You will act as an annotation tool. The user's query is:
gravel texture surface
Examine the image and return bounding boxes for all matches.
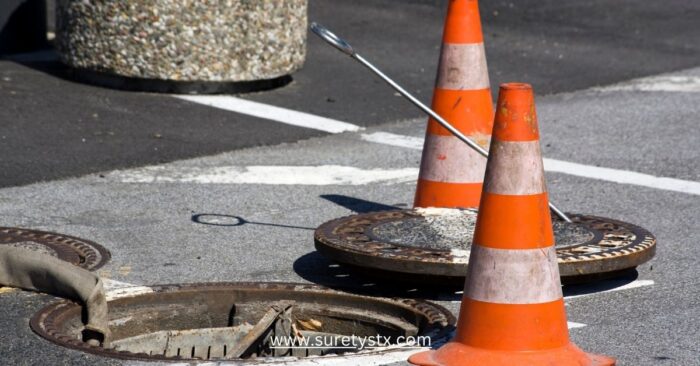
[55,0,307,81]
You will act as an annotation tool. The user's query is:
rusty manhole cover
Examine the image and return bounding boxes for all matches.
[0,227,110,271]
[314,209,656,284]
[31,282,454,363]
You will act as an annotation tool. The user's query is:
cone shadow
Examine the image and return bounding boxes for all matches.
[563,269,639,297]
[320,194,403,213]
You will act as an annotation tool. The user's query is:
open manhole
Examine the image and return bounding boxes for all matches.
[0,227,110,271]
[31,282,454,362]
[315,209,656,284]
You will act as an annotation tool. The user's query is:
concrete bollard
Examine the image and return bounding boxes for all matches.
[55,0,307,93]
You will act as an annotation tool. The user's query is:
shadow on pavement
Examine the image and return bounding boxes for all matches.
[562,269,639,298]
[320,194,405,214]
[293,251,463,301]
[295,251,643,302]
[191,213,315,231]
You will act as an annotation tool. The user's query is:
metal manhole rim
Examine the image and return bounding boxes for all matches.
[30,281,455,363]
[0,226,111,271]
[314,210,657,277]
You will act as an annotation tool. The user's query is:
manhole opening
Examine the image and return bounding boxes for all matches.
[31,283,454,362]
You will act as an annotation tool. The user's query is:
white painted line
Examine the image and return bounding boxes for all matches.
[109,165,418,185]
[567,321,587,329]
[361,132,424,150]
[164,347,430,366]
[282,348,428,366]
[176,95,362,134]
[542,159,700,196]
[594,75,700,93]
[565,280,655,300]
[361,132,700,195]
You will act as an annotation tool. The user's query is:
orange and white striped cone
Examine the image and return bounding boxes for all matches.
[408,83,616,366]
[414,0,493,209]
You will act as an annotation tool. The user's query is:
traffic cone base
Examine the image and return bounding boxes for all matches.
[408,343,616,366]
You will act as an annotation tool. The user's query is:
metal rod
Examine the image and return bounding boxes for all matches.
[311,22,572,223]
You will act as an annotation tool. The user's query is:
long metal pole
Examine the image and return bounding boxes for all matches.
[311,22,572,223]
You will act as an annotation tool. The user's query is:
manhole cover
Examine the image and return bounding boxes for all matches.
[314,209,656,284]
[0,227,110,271]
[31,282,454,363]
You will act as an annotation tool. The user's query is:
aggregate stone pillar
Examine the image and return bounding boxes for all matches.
[55,0,307,93]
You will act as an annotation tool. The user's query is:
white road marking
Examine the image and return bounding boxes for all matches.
[564,279,655,300]
[543,160,700,196]
[567,322,587,329]
[157,348,432,366]
[361,132,700,195]
[109,165,418,185]
[594,75,700,93]
[362,132,424,150]
[176,95,362,133]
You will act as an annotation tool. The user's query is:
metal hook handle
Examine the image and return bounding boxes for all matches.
[310,22,572,223]
[310,22,356,56]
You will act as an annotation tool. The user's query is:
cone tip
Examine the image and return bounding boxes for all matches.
[499,82,532,91]
[494,82,539,141]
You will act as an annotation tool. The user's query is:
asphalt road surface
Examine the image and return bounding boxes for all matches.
[1,0,700,187]
[0,0,699,365]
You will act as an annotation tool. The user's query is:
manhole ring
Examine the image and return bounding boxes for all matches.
[314,210,656,282]
[30,282,455,363]
[0,227,110,271]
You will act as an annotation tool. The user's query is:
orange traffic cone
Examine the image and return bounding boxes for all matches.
[414,0,493,209]
[408,83,616,366]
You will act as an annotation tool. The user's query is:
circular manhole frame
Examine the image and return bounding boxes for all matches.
[30,282,455,363]
[314,210,656,284]
[0,227,110,271]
